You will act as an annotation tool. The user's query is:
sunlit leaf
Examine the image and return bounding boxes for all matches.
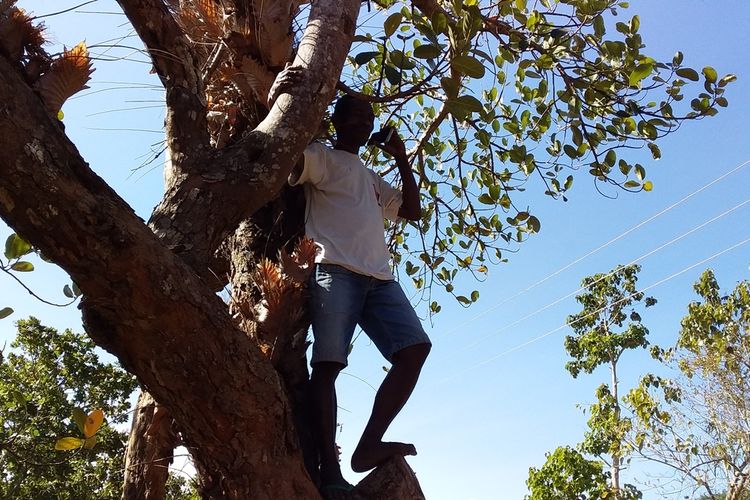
[55,437,84,450]
[10,261,34,272]
[4,233,32,260]
[83,409,104,438]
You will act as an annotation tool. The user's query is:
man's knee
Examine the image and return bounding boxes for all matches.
[392,342,431,367]
[310,361,345,383]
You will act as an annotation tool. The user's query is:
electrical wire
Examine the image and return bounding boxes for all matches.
[461,195,750,351]
[439,234,750,384]
[441,158,750,337]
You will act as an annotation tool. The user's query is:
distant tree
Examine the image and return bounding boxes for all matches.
[526,446,610,500]
[0,317,194,498]
[626,270,750,500]
[528,264,655,500]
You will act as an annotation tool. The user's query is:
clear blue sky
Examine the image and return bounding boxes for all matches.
[2,1,749,498]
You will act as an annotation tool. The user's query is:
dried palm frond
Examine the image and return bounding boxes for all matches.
[34,41,94,114]
[1,0,17,16]
[280,237,318,284]
[175,0,224,41]
[0,7,46,64]
[236,55,275,104]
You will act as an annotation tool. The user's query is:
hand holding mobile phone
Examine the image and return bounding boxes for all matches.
[368,126,394,146]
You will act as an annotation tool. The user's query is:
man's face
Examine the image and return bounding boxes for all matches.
[334,100,375,147]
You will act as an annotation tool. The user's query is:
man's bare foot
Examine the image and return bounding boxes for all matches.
[350,441,417,473]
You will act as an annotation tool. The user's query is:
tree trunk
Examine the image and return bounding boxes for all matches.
[611,359,621,499]
[353,457,426,499]
[123,391,180,499]
[0,0,359,499]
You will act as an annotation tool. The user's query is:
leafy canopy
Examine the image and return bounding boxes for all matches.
[0,317,136,499]
[344,0,734,309]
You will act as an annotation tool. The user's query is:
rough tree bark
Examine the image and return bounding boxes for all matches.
[0,0,363,497]
[122,391,180,499]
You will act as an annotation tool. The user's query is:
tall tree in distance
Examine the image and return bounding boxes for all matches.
[0,0,735,497]
[528,264,655,500]
[565,264,655,498]
[626,270,750,500]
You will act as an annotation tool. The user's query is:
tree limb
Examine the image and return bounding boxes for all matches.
[116,0,211,175]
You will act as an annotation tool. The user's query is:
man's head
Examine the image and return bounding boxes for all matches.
[331,95,375,150]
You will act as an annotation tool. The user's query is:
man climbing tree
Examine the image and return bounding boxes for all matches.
[277,84,432,497]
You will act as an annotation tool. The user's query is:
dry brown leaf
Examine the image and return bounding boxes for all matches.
[195,0,223,36]
[237,56,275,104]
[34,41,94,114]
[1,0,18,16]
[280,237,318,283]
[0,7,45,63]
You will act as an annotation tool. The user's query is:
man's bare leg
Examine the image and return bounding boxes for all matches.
[310,362,353,498]
[351,342,431,473]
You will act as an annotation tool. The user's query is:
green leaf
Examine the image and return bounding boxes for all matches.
[4,233,32,260]
[702,66,717,83]
[718,74,737,87]
[451,55,486,79]
[354,51,379,66]
[72,408,87,434]
[676,68,699,81]
[11,261,34,272]
[55,437,84,451]
[413,43,441,59]
[384,12,402,38]
[431,11,448,34]
[0,307,13,319]
[383,64,402,85]
[629,62,653,87]
[456,295,471,305]
[388,50,416,70]
[83,435,98,450]
[441,77,460,98]
[471,290,480,302]
[445,95,483,119]
[647,143,661,160]
[63,285,75,298]
[528,215,541,233]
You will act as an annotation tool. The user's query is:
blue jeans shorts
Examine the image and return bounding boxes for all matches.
[308,263,431,366]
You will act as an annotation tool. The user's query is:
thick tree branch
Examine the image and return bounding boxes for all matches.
[116,0,210,174]
[148,0,361,279]
[0,56,317,499]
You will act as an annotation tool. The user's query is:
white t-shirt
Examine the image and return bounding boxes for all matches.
[290,142,403,280]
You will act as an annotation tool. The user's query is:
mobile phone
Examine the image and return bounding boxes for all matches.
[368,126,394,145]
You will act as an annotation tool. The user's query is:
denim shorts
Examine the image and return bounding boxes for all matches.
[308,263,431,366]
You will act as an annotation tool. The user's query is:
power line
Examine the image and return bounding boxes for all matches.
[461,196,750,351]
[438,234,750,384]
[441,158,750,337]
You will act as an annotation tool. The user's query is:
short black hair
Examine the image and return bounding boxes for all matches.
[332,94,367,121]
